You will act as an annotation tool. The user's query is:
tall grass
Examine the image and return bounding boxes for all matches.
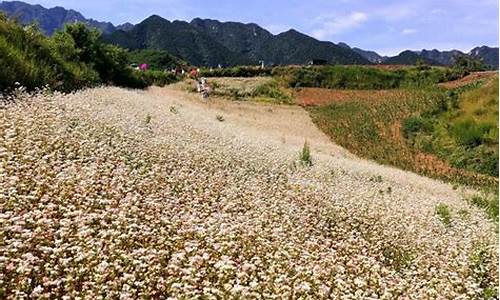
[403,76,498,178]
[274,65,463,90]
[307,86,497,187]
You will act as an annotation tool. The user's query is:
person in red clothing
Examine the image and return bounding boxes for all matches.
[189,68,199,79]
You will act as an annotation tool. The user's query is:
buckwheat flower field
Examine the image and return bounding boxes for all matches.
[0,87,497,299]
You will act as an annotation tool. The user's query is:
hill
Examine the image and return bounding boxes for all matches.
[106,16,371,66]
[384,50,441,65]
[337,42,387,63]
[0,0,115,34]
[470,46,499,69]
[418,49,464,65]
[0,1,497,68]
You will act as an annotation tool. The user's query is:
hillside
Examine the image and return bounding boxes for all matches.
[470,46,499,69]
[384,50,441,65]
[338,42,386,63]
[418,49,463,65]
[1,1,497,68]
[1,84,498,298]
[0,0,115,34]
[106,16,370,66]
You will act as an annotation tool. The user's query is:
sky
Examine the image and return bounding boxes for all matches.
[21,0,499,56]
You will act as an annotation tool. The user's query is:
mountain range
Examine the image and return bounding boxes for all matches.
[1,1,498,68]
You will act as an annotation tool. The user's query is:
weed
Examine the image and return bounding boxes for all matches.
[382,244,414,271]
[435,203,452,226]
[458,208,470,219]
[468,194,499,222]
[370,175,383,183]
[145,114,152,124]
[299,141,312,166]
[216,115,225,122]
[469,244,498,299]
[170,106,178,114]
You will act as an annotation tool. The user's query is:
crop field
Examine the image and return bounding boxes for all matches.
[0,86,498,298]
[296,88,407,106]
[304,74,498,188]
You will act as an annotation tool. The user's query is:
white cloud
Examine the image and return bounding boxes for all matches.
[311,11,368,40]
[402,28,417,35]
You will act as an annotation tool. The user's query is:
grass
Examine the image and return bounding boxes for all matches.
[469,244,498,299]
[273,65,462,90]
[403,76,498,179]
[206,77,294,104]
[299,141,312,166]
[468,194,499,222]
[307,77,498,188]
[435,203,452,226]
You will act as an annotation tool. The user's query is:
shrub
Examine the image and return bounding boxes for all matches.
[138,70,178,87]
[199,66,272,77]
[251,80,292,103]
[450,119,492,147]
[276,65,464,90]
[402,116,432,139]
[0,16,178,92]
[299,141,312,166]
[435,203,452,226]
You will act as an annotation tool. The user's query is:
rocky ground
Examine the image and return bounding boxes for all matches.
[0,86,497,299]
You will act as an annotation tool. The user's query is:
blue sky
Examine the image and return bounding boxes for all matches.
[22,0,499,55]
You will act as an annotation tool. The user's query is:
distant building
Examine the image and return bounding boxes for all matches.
[308,59,328,65]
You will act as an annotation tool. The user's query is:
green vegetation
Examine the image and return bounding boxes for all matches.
[435,203,452,226]
[403,76,498,178]
[251,80,292,103]
[469,244,498,298]
[468,194,499,222]
[308,89,445,176]
[274,65,462,90]
[299,141,312,166]
[127,49,184,70]
[0,15,178,92]
[382,245,415,271]
[216,114,225,122]
[200,66,272,77]
[307,71,498,187]
[208,78,293,104]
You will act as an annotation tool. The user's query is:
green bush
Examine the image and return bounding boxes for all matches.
[274,65,458,90]
[435,203,452,226]
[402,116,432,139]
[199,66,272,77]
[0,16,178,92]
[138,70,179,87]
[251,80,292,103]
[127,49,183,70]
[299,141,313,166]
[450,119,492,147]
